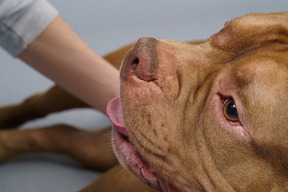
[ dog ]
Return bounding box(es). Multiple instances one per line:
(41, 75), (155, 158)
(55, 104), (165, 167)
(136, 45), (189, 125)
(1, 12), (288, 192)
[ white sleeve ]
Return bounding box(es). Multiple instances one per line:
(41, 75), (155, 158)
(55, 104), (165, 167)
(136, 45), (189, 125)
(0, 0), (58, 57)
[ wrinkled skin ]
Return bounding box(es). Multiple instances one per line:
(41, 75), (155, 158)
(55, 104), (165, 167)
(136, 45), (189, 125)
(114, 12), (288, 191)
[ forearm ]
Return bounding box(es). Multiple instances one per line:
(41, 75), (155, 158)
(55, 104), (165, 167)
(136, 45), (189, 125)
(19, 16), (119, 114)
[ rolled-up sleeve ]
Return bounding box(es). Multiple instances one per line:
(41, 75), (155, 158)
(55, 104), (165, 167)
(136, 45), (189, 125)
(0, 0), (58, 57)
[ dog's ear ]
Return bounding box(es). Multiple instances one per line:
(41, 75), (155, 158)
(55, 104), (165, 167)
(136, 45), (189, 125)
(210, 12), (288, 54)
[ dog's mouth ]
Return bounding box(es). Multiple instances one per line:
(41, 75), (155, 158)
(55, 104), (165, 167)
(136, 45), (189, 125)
(107, 97), (178, 192)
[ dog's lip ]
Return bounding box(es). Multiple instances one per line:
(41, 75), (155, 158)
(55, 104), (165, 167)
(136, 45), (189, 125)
(107, 97), (128, 136)
(108, 97), (179, 191)
(112, 128), (161, 189)
(107, 97), (160, 188)
(112, 129), (179, 192)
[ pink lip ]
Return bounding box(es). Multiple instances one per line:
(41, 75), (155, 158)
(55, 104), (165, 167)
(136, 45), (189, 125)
(111, 128), (161, 190)
(107, 97), (161, 189)
(107, 97), (179, 192)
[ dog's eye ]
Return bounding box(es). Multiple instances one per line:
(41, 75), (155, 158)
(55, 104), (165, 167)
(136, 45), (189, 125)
(223, 98), (239, 122)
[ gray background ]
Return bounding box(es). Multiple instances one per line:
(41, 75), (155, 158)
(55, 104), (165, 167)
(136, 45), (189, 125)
(0, 0), (286, 191)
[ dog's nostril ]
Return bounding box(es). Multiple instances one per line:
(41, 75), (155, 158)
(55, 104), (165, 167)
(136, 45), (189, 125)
(132, 58), (139, 68)
(123, 37), (158, 82)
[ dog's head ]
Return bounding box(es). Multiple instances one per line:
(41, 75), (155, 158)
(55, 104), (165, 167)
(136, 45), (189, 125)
(108, 12), (288, 192)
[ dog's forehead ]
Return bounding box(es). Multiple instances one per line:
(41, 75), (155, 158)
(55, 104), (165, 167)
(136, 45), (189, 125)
(225, 46), (288, 100)
(209, 12), (288, 55)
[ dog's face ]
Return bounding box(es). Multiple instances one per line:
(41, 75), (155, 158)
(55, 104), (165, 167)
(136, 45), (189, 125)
(108, 12), (288, 191)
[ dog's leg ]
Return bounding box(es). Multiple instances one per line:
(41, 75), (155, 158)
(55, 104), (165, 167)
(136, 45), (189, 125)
(0, 124), (118, 170)
(0, 86), (88, 129)
(80, 165), (158, 192)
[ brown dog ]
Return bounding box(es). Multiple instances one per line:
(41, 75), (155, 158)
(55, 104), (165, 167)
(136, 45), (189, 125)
(1, 12), (288, 192)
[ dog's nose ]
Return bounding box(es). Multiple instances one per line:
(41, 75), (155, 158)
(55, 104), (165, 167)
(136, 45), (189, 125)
(122, 37), (158, 82)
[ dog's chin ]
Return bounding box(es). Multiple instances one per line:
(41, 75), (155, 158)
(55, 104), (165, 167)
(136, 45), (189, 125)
(107, 97), (179, 192)
(112, 128), (179, 192)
